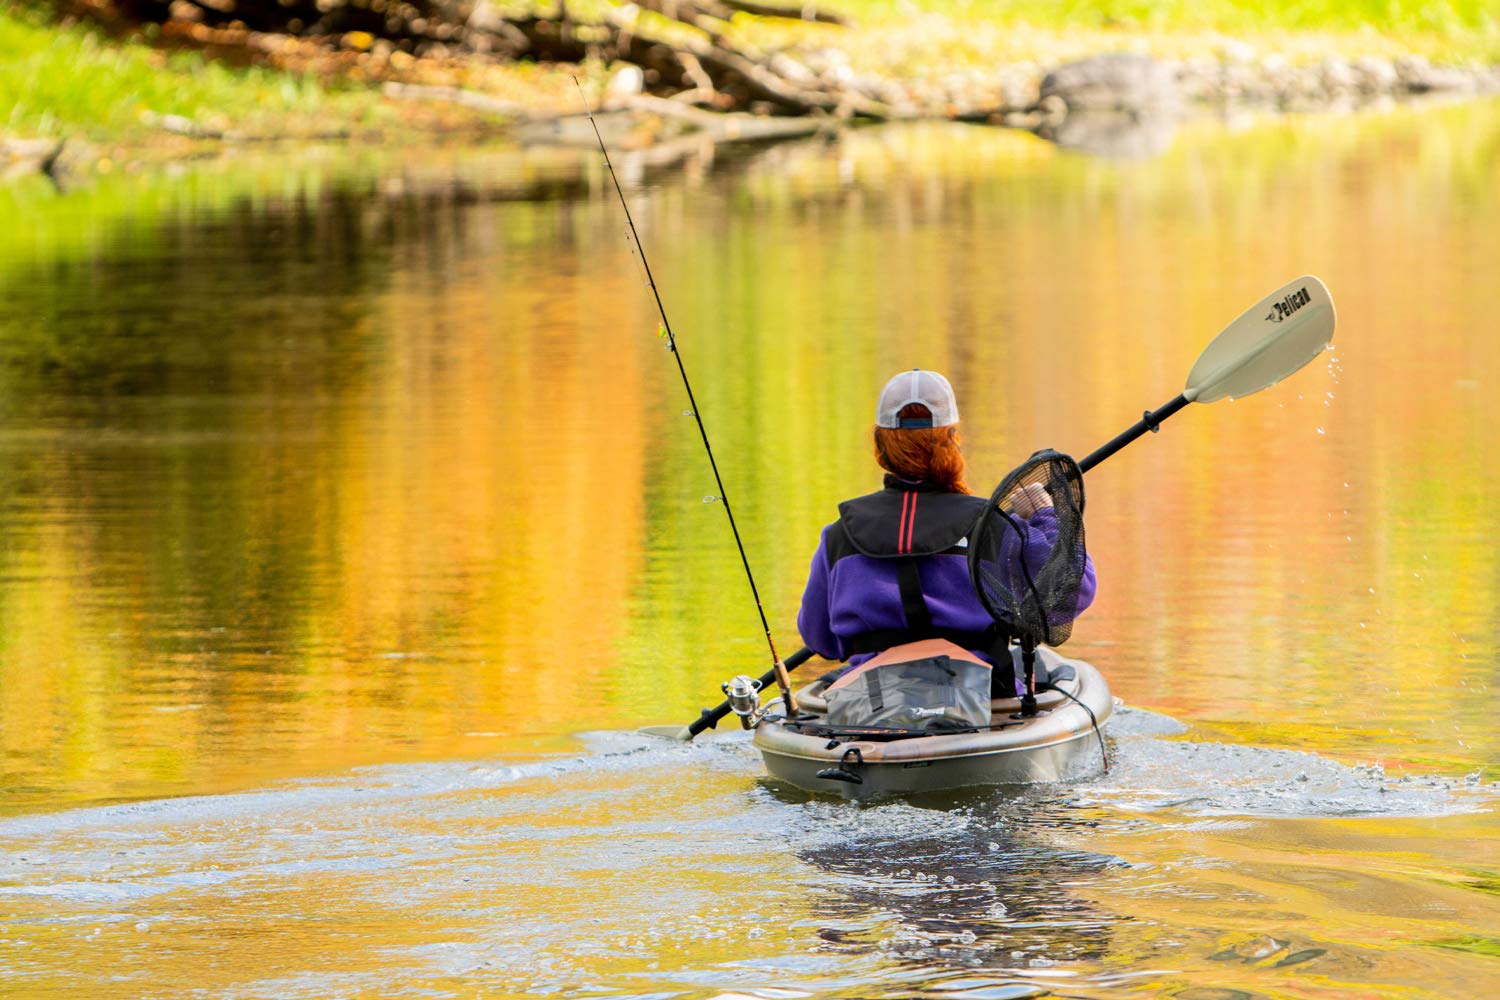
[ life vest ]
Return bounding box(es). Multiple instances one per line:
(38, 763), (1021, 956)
(824, 477), (1011, 668)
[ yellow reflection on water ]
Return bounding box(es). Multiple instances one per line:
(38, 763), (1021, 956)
(0, 100), (1498, 822)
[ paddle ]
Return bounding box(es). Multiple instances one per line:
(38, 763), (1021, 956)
(1079, 275), (1336, 473)
(641, 645), (816, 741)
(644, 275), (1335, 741)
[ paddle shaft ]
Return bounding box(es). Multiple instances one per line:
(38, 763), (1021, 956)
(688, 646), (815, 738)
(1078, 393), (1190, 474)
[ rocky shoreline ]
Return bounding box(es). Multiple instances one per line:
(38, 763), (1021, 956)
(5, 44), (1500, 183)
(763, 49), (1500, 121)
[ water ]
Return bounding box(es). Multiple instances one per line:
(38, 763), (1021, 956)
(2, 102), (1499, 997)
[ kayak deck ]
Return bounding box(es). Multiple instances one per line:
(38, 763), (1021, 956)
(752, 648), (1113, 799)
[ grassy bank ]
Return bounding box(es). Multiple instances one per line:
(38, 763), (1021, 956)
(1, 0), (1497, 149)
(839, 0), (1500, 60)
(0, 1), (393, 141)
(843, 0), (1498, 38)
(758, 0), (1500, 85)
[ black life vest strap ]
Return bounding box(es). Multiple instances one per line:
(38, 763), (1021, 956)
(845, 552), (1017, 697)
(842, 627), (1000, 656)
(896, 559), (932, 633)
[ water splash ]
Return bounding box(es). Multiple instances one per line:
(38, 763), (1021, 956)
(1079, 708), (1496, 818)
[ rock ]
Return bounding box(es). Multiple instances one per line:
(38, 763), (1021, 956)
(1039, 54), (1179, 113)
(1036, 93), (1067, 124)
(1287, 65), (1325, 103)
(140, 111), (226, 138)
(2, 138), (58, 182)
(997, 68), (1039, 110)
(1218, 38), (1257, 65)
(606, 64), (645, 98)
(1391, 54), (1462, 92)
(1403, 61), (1476, 93)
(1175, 56), (1220, 101)
(0, 136), (98, 187)
(1218, 62), (1262, 103)
(1320, 56), (1357, 95)
(1352, 56), (1398, 94)
(1034, 109), (1178, 159)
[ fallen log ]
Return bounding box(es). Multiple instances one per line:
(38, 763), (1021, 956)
(718, 0), (846, 25)
(70, 0), (870, 117)
(382, 82), (540, 119)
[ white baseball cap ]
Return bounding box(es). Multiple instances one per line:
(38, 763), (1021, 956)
(875, 369), (960, 429)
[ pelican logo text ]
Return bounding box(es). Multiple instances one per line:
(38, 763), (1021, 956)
(1266, 286), (1312, 323)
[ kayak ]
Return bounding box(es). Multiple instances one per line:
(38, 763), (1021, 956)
(750, 645), (1113, 800)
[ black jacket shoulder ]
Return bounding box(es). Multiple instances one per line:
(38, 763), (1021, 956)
(830, 480), (986, 561)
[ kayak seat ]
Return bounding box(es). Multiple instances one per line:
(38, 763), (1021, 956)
(796, 657), (1082, 719)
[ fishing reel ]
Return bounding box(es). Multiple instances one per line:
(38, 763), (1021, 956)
(721, 675), (764, 729)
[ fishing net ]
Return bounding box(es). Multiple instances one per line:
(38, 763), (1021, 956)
(966, 449), (1087, 647)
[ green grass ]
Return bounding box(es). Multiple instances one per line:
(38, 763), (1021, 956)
(824, 0), (1500, 63)
(2, 0), (1497, 147)
(0, 1), (385, 140)
(837, 0), (1499, 34)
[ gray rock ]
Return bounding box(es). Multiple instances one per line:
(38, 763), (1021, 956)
(1036, 93), (1068, 124)
(996, 68), (1039, 110)
(1320, 56), (1357, 95)
(1352, 56), (1398, 93)
(1034, 109), (1178, 159)
(1218, 39), (1257, 65)
(1408, 63), (1476, 93)
(1038, 53), (1179, 113)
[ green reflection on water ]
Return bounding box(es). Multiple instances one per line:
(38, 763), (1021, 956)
(1, 97), (1500, 1000)
(0, 101), (1498, 817)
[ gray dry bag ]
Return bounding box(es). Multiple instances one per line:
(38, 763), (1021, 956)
(824, 655), (992, 732)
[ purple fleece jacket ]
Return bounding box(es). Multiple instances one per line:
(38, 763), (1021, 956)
(796, 506), (1096, 670)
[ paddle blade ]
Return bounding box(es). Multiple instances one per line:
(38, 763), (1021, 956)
(639, 724), (694, 741)
(1184, 276), (1336, 403)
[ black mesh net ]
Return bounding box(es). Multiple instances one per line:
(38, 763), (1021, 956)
(966, 449), (1087, 646)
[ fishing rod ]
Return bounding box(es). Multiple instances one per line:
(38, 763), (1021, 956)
(572, 78), (798, 716)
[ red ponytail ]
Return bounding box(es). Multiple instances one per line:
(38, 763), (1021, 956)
(873, 404), (970, 494)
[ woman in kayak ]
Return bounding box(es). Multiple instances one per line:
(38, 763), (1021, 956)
(796, 369), (1096, 692)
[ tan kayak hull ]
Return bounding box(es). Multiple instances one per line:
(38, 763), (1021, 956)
(752, 648), (1113, 799)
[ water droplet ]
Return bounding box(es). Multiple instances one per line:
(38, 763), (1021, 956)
(1316, 427), (1325, 435)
